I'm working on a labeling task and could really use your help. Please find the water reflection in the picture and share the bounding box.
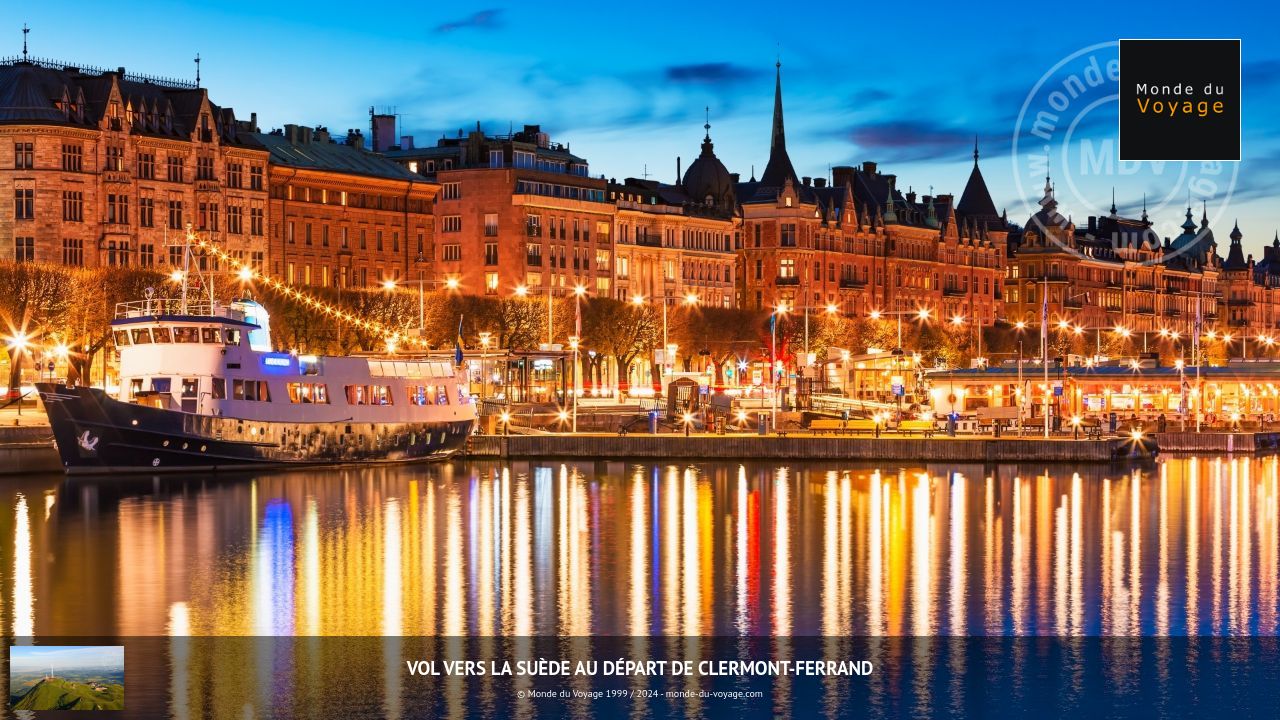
[2,457,1280,640]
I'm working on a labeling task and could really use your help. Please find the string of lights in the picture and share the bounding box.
[191,239,430,351]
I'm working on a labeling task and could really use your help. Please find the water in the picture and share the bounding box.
[2,457,1279,718]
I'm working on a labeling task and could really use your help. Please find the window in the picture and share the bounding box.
[14,237,34,262]
[250,165,264,190]
[484,242,498,265]
[62,238,83,265]
[196,154,214,181]
[779,258,796,278]
[227,205,243,234]
[527,243,542,266]
[305,223,313,245]
[615,256,629,279]
[140,197,155,228]
[212,378,226,400]
[443,244,461,262]
[755,259,763,280]
[595,249,610,270]
[62,191,84,222]
[61,143,83,172]
[14,142,33,169]
[345,384,393,405]
[139,244,155,267]
[14,188,33,219]
[105,144,124,171]
[137,153,155,179]
[484,213,498,237]
[166,155,183,182]
[232,379,272,402]
[173,327,199,343]
[442,182,461,200]
[250,206,264,236]
[168,199,183,229]
[107,193,129,225]
[106,240,130,267]
[287,382,329,404]
[227,163,242,188]
[486,272,498,294]
[780,223,797,247]
[489,150,503,168]
[442,216,462,233]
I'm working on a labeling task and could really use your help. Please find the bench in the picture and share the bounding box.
[807,418,880,435]
[897,420,936,437]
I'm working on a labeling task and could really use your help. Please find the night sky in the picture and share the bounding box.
[15,1,1280,253]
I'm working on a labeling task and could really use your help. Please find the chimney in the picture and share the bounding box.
[313,126,330,143]
[400,135,414,150]
[346,128,364,148]
[802,176,811,187]
[1088,216,1097,233]
[863,161,878,175]
[832,166,854,188]
[283,123,300,143]
[814,178,827,188]
[371,112,396,152]
[117,66,126,75]
[730,173,740,183]
[676,156,681,185]
[906,189,917,204]
[250,112,258,132]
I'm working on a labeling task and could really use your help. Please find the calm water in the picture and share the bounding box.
[2,457,1279,718]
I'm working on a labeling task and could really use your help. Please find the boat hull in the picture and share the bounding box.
[37,384,474,475]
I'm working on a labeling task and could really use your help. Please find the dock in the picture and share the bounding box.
[1157,431,1280,453]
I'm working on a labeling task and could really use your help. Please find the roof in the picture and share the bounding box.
[758,63,798,189]
[955,146,999,220]
[249,127,424,182]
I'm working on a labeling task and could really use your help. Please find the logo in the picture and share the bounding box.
[76,430,99,453]
[1119,39,1241,161]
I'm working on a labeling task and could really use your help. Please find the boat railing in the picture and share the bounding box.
[115,299,245,321]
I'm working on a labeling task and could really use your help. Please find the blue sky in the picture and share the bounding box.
[14,1,1280,254]
[9,645,124,671]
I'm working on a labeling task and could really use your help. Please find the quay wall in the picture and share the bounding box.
[466,435,1133,463]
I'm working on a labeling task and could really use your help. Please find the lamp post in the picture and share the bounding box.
[478,331,492,405]
[771,302,789,418]
[570,285,586,433]
[868,307,931,355]
[569,335,580,433]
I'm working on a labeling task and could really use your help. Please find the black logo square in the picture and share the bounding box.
[1119,39,1240,161]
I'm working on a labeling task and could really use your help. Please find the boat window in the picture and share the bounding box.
[232,379,271,402]
[287,382,329,404]
[113,330,130,347]
[224,329,241,346]
[181,378,199,398]
[457,386,470,405]
[174,327,199,343]
[128,378,143,399]
[212,378,226,399]
[298,356,319,375]
[436,385,449,405]
[152,327,173,343]
[407,385,430,406]
[201,327,220,343]
[131,328,153,344]
[345,384,393,405]
[151,377,172,393]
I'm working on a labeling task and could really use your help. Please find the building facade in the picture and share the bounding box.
[0,58,269,270]
[251,124,437,291]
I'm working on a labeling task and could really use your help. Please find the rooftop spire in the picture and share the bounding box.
[957,136,999,221]
[1109,188,1117,216]
[194,53,201,88]
[973,136,979,165]
[703,105,710,141]
[1141,193,1148,223]
[759,60,798,188]
[22,23,28,61]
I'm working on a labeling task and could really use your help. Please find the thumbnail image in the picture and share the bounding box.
[8,646,124,711]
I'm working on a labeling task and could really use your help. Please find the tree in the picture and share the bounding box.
[581,297,658,391]
[0,263,74,392]
[62,267,167,386]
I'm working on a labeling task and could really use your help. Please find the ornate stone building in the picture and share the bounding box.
[735,64,1008,329]
[0,57,269,269]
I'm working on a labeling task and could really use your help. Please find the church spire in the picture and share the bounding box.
[759,60,799,188]
[1109,188,1117,217]
[957,136,999,222]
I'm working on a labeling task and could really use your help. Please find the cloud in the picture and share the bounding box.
[1244,59,1280,89]
[848,120,987,162]
[849,88,891,106]
[664,63,762,85]
[435,9,503,33]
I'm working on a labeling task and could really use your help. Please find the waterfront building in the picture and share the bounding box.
[0,56,268,269]
[249,124,437,290]
[734,64,1008,329]
[384,124,613,299]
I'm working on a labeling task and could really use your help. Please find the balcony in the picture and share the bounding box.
[103,170,130,184]
[1228,298,1254,307]
[776,275,800,286]
[1135,307,1155,315]
[196,180,220,193]
[526,256,542,267]
[1164,308,1181,317]
[942,287,966,297]
[526,225,542,237]
[838,277,866,289]
[636,236,662,248]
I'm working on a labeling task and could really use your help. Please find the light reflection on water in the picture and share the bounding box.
[3,456,1280,639]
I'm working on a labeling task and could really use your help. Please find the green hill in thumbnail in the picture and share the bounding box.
[11,677,124,711]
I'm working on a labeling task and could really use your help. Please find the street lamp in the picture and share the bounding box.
[382,279,397,291]
[569,334,580,433]
[478,331,492,405]
[237,266,254,282]
[771,302,789,419]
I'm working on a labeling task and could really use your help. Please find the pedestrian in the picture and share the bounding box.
[1157,414,1167,433]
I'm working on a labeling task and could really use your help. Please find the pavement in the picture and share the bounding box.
[0,402,49,427]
